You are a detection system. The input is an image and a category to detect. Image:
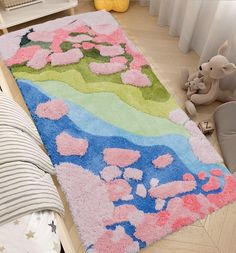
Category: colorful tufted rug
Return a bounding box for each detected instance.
[1,10,236,253]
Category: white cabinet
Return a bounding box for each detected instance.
[0,0,78,33]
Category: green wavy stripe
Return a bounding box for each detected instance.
[20,78,188,137]
[13,68,178,118]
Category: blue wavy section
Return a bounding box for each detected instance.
[17,79,227,250]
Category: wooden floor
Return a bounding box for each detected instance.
[4,1,236,253]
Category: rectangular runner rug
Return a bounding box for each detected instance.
[1,10,236,253]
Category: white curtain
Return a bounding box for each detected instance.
[140,0,236,88]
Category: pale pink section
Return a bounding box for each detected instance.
[92,24,118,35]
[74,25,90,34]
[103,148,141,167]
[56,163,114,247]
[149,180,196,199]
[100,166,122,182]
[123,167,143,181]
[28,31,54,42]
[27,49,51,70]
[56,132,88,156]
[96,45,124,57]
[110,56,128,65]
[168,109,189,125]
[82,42,95,50]
[198,171,207,180]
[184,120,204,138]
[210,168,223,177]
[121,69,151,87]
[89,62,126,75]
[202,176,220,192]
[106,179,132,201]
[6,45,41,66]
[183,173,195,181]
[152,154,173,169]
[35,99,68,120]
[94,226,139,253]
[50,48,83,66]
[66,34,93,43]
[189,137,223,164]
[136,184,147,198]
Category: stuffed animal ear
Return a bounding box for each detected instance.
[222,63,236,75]
[218,40,229,56]
[198,82,206,90]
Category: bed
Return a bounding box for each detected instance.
[0,61,76,253]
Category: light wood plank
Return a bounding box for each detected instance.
[141,239,219,253]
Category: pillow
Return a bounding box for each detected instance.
[214,101,236,173]
[0,92,42,145]
[0,131,55,174]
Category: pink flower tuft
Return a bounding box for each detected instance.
[136,184,147,198]
[210,168,223,177]
[123,168,143,181]
[35,99,68,120]
[50,48,83,66]
[198,171,207,180]
[82,42,95,50]
[121,69,151,87]
[103,148,141,167]
[50,29,70,53]
[56,132,88,156]
[89,62,126,75]
[149,180,196,199]
[202,176,220,192]
[183,173,195,181]
[96,45,124,57]
[110,56,128,64]
[6,45,41,66]
[72,43,82,48]
[100,166,122,182]
[27,49,51,70]
[152,154,173,169]
[106,179,132,201]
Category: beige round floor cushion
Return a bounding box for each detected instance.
[214,101,236,173]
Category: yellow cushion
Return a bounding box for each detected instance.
[94,0,130,12]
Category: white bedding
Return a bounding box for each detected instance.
[0,211,61,253]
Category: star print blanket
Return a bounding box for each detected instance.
[0,211,61,253]
[0,10,236,253]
